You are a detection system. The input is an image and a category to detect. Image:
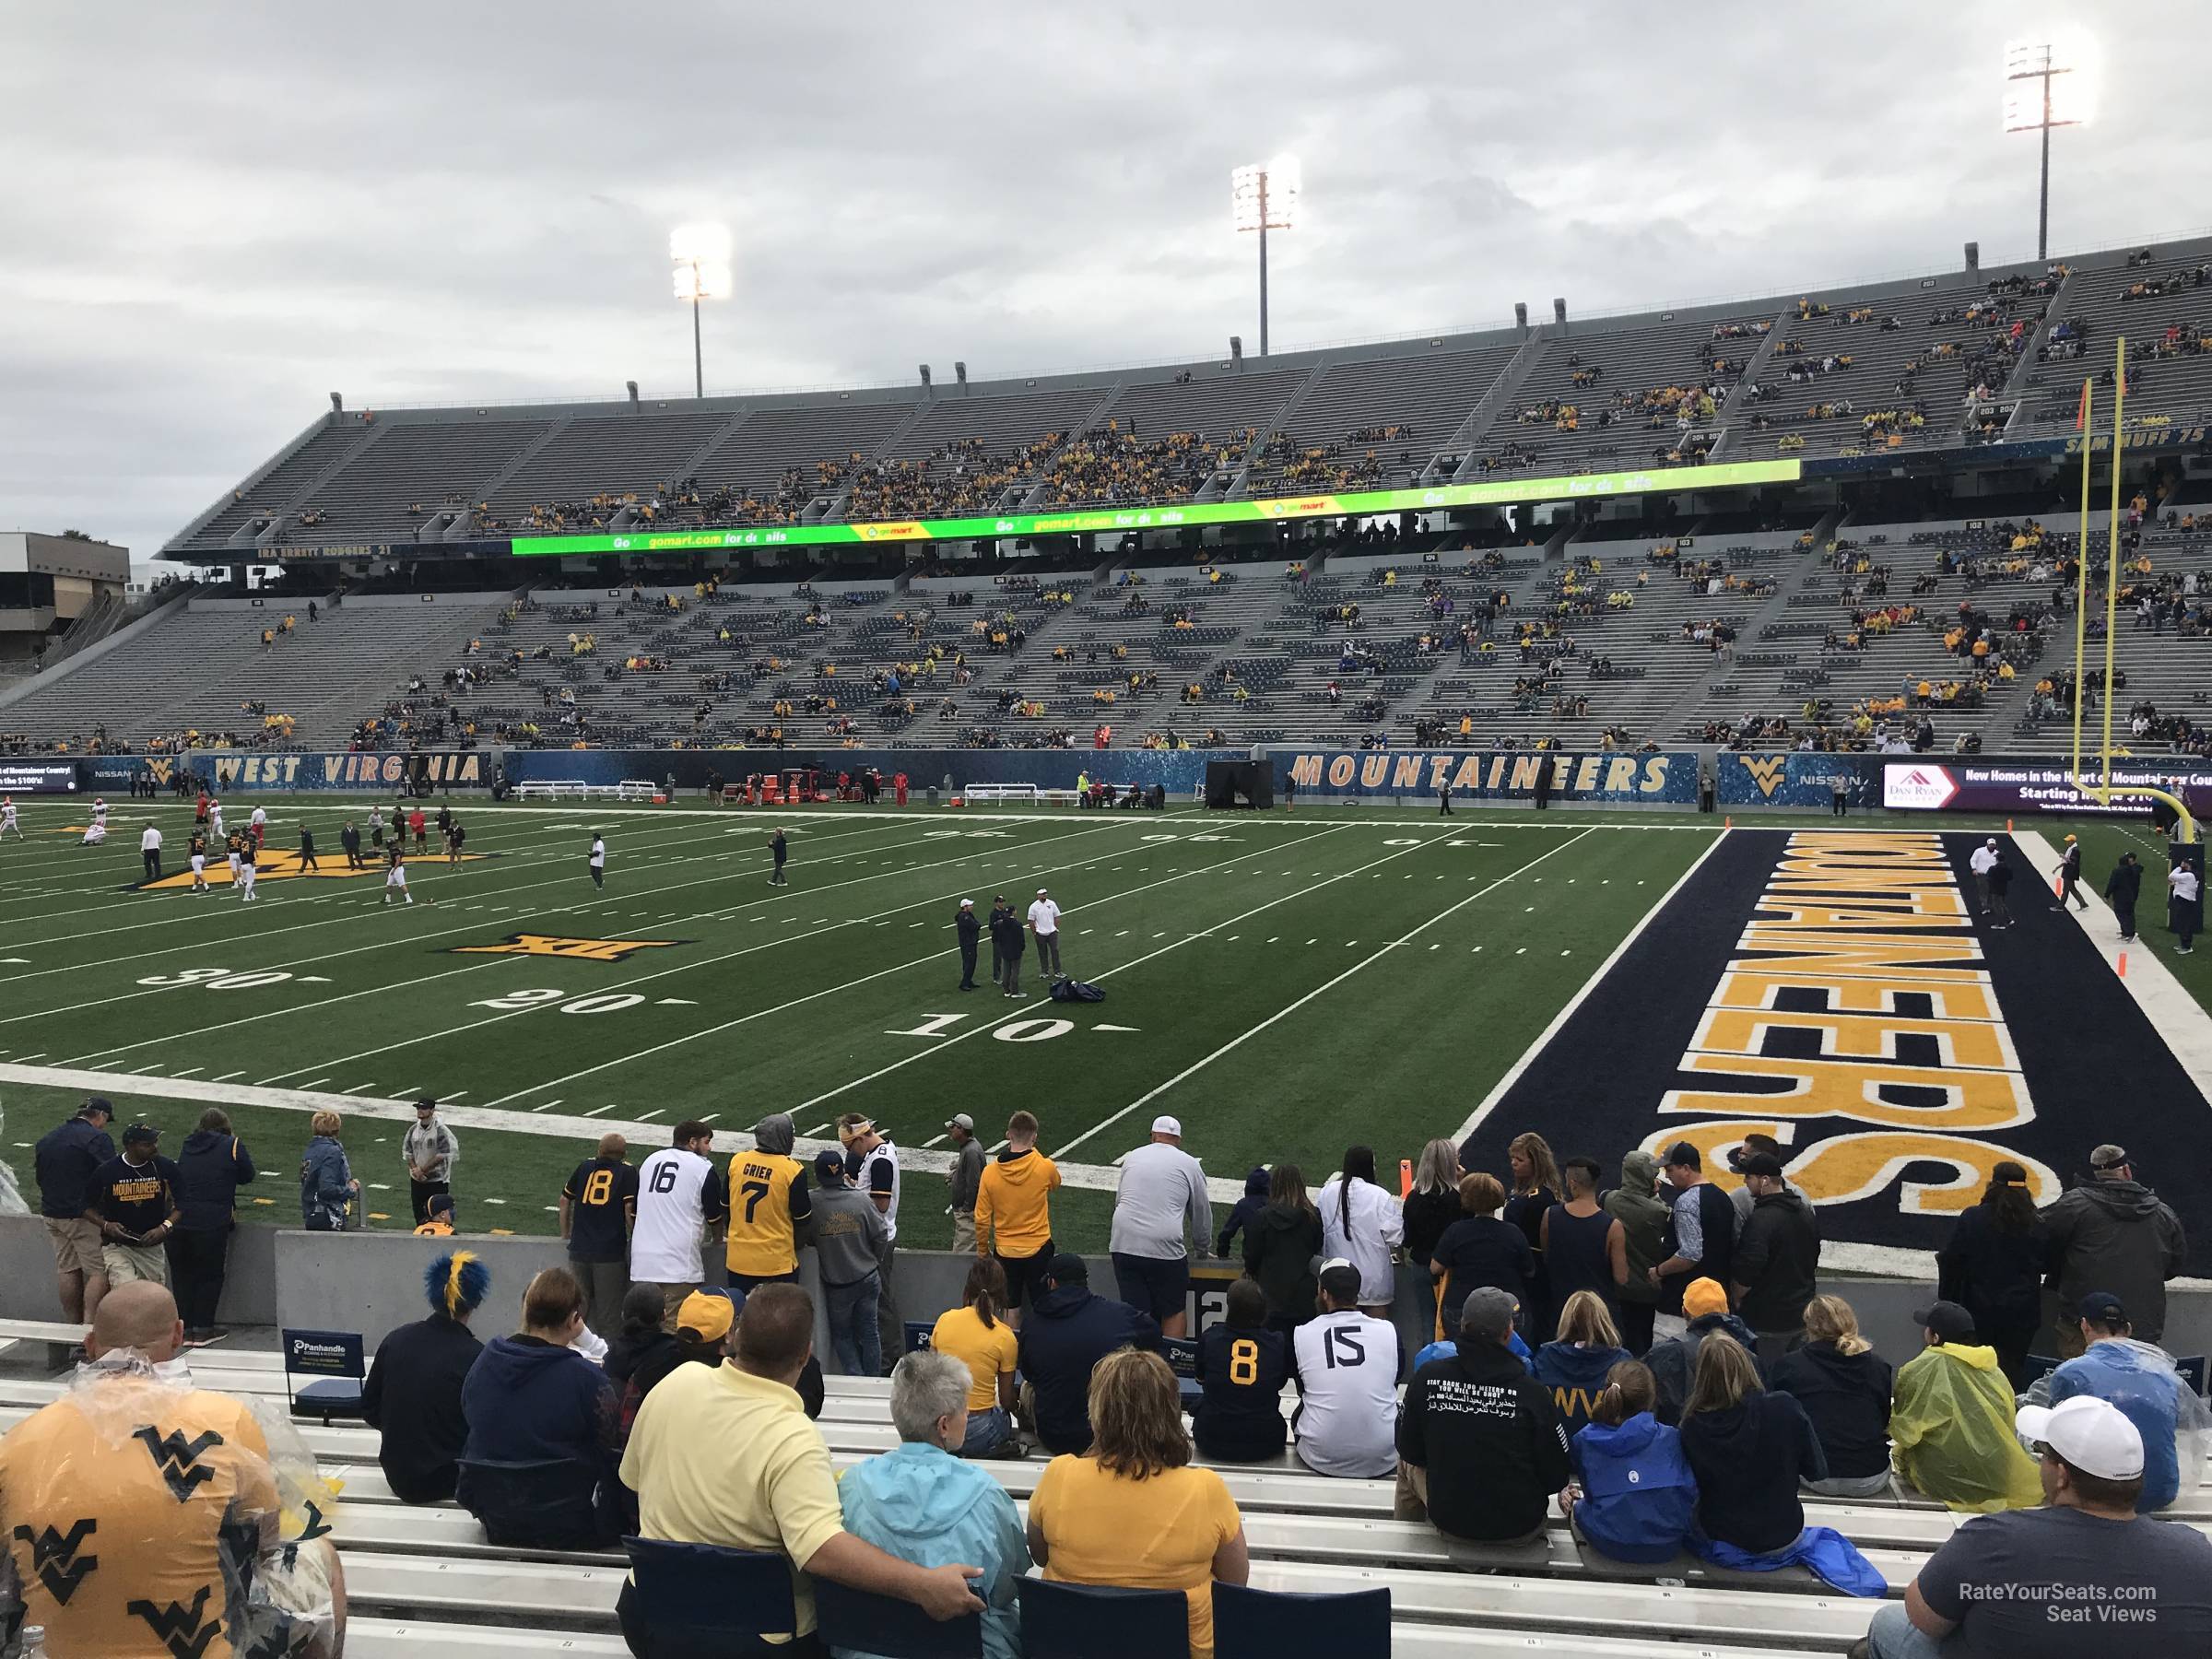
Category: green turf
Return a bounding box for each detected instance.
[3,793,2200,1251]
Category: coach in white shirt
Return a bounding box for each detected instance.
[139,823,162,882]
[2171,862,2201,955]
[1027,887,1064,981]
[629,1121,726,1327]
[1108,1115,1213,1337]
[1290,1259,1405,1478]
[1969,837,2000,915]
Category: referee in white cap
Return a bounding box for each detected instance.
[1027,886,1065,982]
[1108,1114,1213,1337]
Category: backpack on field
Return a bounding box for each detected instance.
[1049,979,1106,1002]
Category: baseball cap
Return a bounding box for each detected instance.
[81,1097,113,1119]
[2089,1144,2130,1172]
[2016,1394,2144,1480]
[1738,1152,1785,1180]
[813,1148,848,1182]
[1317,1259,1363,1304]
[676,1289,735,1346]
[1151,1115,1182,1137]
[1047,1253,1088,1284]
[1726,1134,1782,1171]
[2077,1289,2128,1327]
[944,1112,975,1134]
[959,898,973,908]
[1682,1278,1729,1319]
[122,1124,159,1147]
[427,1194,454,1217]
[415,1097,438,1112]
[1460,1287,1517,1341]
[1663,1140,1702,1171]
[2065,833,2077,843]
[1912,1300,1977,1343]
[1036,888,1049,897]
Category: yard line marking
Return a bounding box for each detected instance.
[802,1123,831,1136]
[298,1077,332,1089]
[441,1090,468,1100]
[637,1110,665,1122]
[700,1113,720,1124]
[130,1062,164,1074]
[1515,947,1527,955]
[13,1054,45,1064]
[1057,827,1600,1159]
[583,1103,623,1117]
[342,1084,378,1095]
[211,1069,244,1081]
[1454,826,1731,1144]
[171,1066,204,1077]
[534,1100,565,1113]
[923,1134,947,1147]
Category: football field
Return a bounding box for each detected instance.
[3,794,2206,1262]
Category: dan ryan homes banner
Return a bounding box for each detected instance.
[1280,748,1696,805]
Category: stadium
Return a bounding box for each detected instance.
[3,10,2211,1657]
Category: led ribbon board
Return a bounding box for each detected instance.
[506,458,1802,556]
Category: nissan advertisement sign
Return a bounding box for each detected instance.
[1883,758,2212,816]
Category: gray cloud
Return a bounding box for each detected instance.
[0,0,2194,564]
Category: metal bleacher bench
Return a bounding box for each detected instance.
[509,779,659,802]
[961,782,1082,806]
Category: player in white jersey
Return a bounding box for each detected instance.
[237,838,260,901]
[1289,1259,1406,1478]
[383,843,412,904]
[91,797,108,826]
[249,804,268,850]
[0,796,18,839]
[209,801,225,839]
[630,1122,728,1324]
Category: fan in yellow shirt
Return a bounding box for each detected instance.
[929,1260,1022,1454]
[972,1112,1061,1327]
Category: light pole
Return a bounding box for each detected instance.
[669,224,733,398]
[1231,157,1299,357]
[2004,41,2088,263]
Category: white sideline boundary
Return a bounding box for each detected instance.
[0,1062,1255,1206]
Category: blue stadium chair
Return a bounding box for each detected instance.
[282,1327,365,1424]
[905,1321,936,1353]
[1211,1582,1391,1659]
[622,1536,794,1657]
[455,1457,604,1550]
[1015,1579,1188,1658]
[816,1578,983,1657]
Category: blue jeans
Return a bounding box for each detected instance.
[825,1274,882,1377]
[959,1406,1012,1456]
[1864,1601,1957,1658]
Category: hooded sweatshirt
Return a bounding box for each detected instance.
[173,1128,257,1232]
[1767,1341,1893,1480]
[1017,1282,1162,1454]
[1570,1412,1699,1563]
[1216,1168,1272,1258]
[1242,1200,1324,1324]
[460,1334,618,1472]
[2042,1176,2188,1341]
[299,1134,352,1229]
[1889,1341,2042,1512]
[1601,1151,1670,1307]
[1397,1339,1571,1542]
[1678,1389,1826,1553]
[1533,1341,1635,1440]
[2049,1338,2193,1512]
[1732,1188,1820,1335]
[1649,1312,1760,1424]
[834,1441,1030,1659]
[974,1146,1059,1257]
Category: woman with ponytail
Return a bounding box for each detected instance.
[1935,1159,2045,1388]
[931,1256,1022,1455]
[1559,1359,1698,1563]
[360,1249,489,1502]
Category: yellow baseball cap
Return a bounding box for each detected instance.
[676,1289,735,1344]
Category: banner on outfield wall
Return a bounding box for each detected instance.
[0,759,84,794]
[175,750,493,792]
[1278,749,1696,805]
[1880,757,2212,816]
[1715,752,1884,808]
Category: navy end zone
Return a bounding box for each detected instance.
[1465,829,2210,1271]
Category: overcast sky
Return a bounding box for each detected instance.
[0,2,2194,567]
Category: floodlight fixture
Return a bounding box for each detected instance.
[2004,39,2092,261]
[669,223,734,397]
[1230,157,1300,356]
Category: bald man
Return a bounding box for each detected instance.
[562,1132,641,1338]
[0,1282,349,1654]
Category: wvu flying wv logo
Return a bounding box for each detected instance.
[1743,755,1790,798]
[452,934,683,961]
[13,1519,97,1604]
[127,1584,219,1659]
[137,848,491,891]
[133,1426,224,1502]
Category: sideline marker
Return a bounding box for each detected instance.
[1399,1158,1413,1199]
[2118,950,2128,978]
[1724,816,1733,829]
[2006,818,2014,832]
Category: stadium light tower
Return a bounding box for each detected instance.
[2004,40,2091,263]
[1231,157,1299,357]
[670,224,734,399]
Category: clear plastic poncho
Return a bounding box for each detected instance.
[2021,1337,2212,1512]
[0,1353,342,1656]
